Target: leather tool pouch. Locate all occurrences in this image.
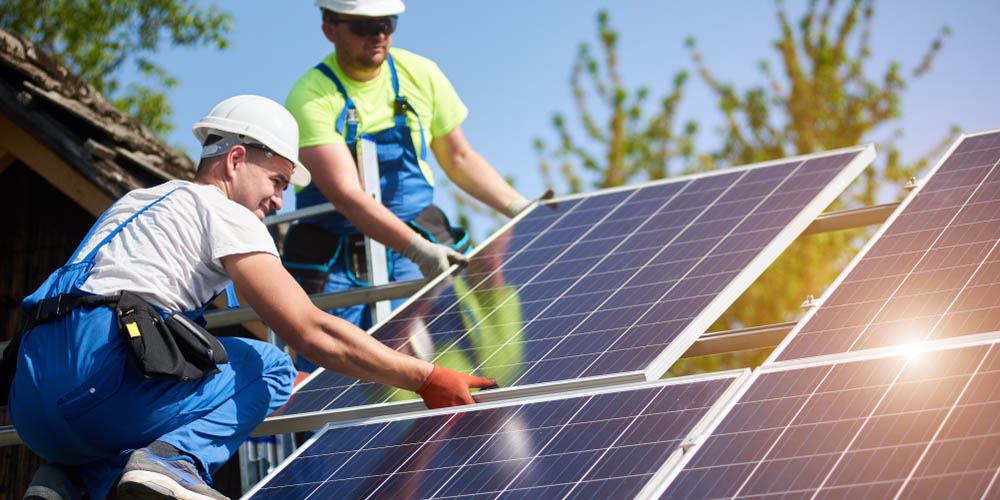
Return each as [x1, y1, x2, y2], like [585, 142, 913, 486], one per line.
[116, 291, 228, 381]
[408, 205, 470, 254]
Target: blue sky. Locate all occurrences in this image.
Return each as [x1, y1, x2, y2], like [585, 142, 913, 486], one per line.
[150, 0, 999, 241]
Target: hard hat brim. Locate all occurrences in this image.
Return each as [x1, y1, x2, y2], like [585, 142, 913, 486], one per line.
[290, 162, 311, 187]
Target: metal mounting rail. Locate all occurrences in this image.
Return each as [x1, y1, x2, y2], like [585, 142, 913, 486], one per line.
[261, 202, 336, 226]
[681, 322, 797, 358]
[203, 278, 427, 329]
[801, 202, 898, 235]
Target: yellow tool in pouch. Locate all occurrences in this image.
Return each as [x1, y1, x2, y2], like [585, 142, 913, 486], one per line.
[115, 291, 228, 381]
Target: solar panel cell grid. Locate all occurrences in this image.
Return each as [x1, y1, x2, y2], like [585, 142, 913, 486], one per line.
[662, 341, 1000, 499]
[247, 377, 739, 500]
[777, 131, 1000, 361]
[274, 149, 871, 421]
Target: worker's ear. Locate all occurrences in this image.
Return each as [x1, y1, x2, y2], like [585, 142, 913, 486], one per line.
[321, 21, 337, 44]
[224, 145, 249, 179]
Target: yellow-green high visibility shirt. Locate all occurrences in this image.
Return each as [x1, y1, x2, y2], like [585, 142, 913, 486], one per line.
[285, 47, 468, 186]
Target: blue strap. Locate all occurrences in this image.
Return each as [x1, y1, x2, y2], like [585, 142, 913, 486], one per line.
[407, 99, 428, 162]
[224, 283, 240, 308]
[387, 55, 428, 161]
[315, 56, 427, 161]
[314, 62, 358, 144]
[78, 188, 179, 264]
[387, 53, 401, 97]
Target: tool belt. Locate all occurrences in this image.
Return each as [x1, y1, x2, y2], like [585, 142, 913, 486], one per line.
[282, 204, 470, 293]
[1, 292, 228, 404]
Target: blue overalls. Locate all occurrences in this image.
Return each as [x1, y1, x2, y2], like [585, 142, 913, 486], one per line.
[9, 189, 296, 499]
[287, 54, 441, 353]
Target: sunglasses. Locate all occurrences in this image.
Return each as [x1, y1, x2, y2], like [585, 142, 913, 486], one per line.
[332, 15, 398, 37]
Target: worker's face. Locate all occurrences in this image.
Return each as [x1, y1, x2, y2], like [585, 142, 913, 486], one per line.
[229, 146, 292, 220]
[323, 14, 395, 70]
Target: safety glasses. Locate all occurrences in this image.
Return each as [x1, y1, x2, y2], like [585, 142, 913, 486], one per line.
[332, 15, 398, 37]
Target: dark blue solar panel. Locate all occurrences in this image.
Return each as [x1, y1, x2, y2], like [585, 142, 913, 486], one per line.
[247, 376, 739, 500]
[776, 131, 1000, 361]
[276, 148, 872, 418]
[662, 340, 1000, 499]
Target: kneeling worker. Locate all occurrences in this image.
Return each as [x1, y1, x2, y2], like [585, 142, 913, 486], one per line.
[4, 95, 493, 500]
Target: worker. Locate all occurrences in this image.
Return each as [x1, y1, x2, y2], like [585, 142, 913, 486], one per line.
[4, 95, 495, 500]
[282, 0, 532, 373]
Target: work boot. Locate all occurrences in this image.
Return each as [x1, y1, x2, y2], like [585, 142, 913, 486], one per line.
[117, 444, 229, 500]
[23, 464, 88, 500]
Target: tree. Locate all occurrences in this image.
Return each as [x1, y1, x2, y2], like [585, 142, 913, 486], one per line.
[535, 2, 955, 376]
[533, 11, 698, 194]
[0, 0, 232, 137]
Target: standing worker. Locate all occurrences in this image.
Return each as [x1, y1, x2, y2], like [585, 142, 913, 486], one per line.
[283, 0, 533, 370]
[4, 95, 495, 500]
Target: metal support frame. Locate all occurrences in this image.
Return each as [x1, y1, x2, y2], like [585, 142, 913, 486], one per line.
[801, 202, 899, 236]
[682, 322, 797, 358]
[203, 279, 426, 329]
[357, 137, 391, 324]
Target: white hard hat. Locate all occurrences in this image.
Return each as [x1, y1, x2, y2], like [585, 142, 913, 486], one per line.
[192, 95, 311, 186]
[315, 0, 404, 17]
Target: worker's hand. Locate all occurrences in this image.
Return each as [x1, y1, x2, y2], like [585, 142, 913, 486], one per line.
[504, 189, 555, 218]
[504, 196, 530, 218]
[402, 235, 469, 279]
[417, 364, 497, 409]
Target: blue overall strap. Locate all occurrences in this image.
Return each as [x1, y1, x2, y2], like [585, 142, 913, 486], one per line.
[76, 188, 180, 264]
[223, 283, 240, 308]
[314, 62, 359, 144]
[386, 54, 428, 161]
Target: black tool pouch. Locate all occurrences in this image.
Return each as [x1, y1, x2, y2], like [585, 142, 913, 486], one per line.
[409, 205, 471, 254]
[282, 222, 343, 294]
[116, 291, 228, 381]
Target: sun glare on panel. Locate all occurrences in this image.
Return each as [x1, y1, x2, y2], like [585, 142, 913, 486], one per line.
[899, 341, 929, 360]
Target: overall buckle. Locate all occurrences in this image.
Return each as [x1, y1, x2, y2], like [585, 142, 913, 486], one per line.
[34, 294, 63, 322]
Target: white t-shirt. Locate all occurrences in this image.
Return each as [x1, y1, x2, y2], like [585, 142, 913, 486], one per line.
[75, 180, 278, 312]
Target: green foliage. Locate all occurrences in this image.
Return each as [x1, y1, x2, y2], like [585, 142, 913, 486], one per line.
[539, 1, 958, 376]
[534, 10, 698, 193]
[690, 0, 955, 339]
[0, 0, 232, 137]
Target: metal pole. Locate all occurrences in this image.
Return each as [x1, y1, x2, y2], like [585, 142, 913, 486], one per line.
[358, 136, 391, 325]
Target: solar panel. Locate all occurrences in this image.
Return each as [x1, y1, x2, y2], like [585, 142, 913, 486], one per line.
[264, 146, 875, 434]
[658, 334, 1000, 499]
[242, 372, 748, 500]
[773, 130, 1000, 362]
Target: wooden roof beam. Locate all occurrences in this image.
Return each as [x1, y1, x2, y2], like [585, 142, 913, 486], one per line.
[0, 112, 111, 216]
[0, 149, 14, 174]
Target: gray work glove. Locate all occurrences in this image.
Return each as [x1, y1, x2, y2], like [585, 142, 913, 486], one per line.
[402, 235, 469, 279]
[504, 189, 555, 218]
[504, 196, 531, 218]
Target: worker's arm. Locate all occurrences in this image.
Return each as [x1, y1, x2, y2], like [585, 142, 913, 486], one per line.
[431, 125, 526, 217]
[299, 143, 467, 278]
[221, 251, 494, 404]
[299, 143, 417, 252]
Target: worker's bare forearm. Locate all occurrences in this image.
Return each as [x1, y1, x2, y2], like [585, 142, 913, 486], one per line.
[222, 252, 431, 391]
[291, 313, 433, 391]
[444, 151, 520, 213]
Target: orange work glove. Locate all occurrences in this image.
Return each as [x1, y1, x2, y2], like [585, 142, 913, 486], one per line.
[416, 364, 498, 409]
